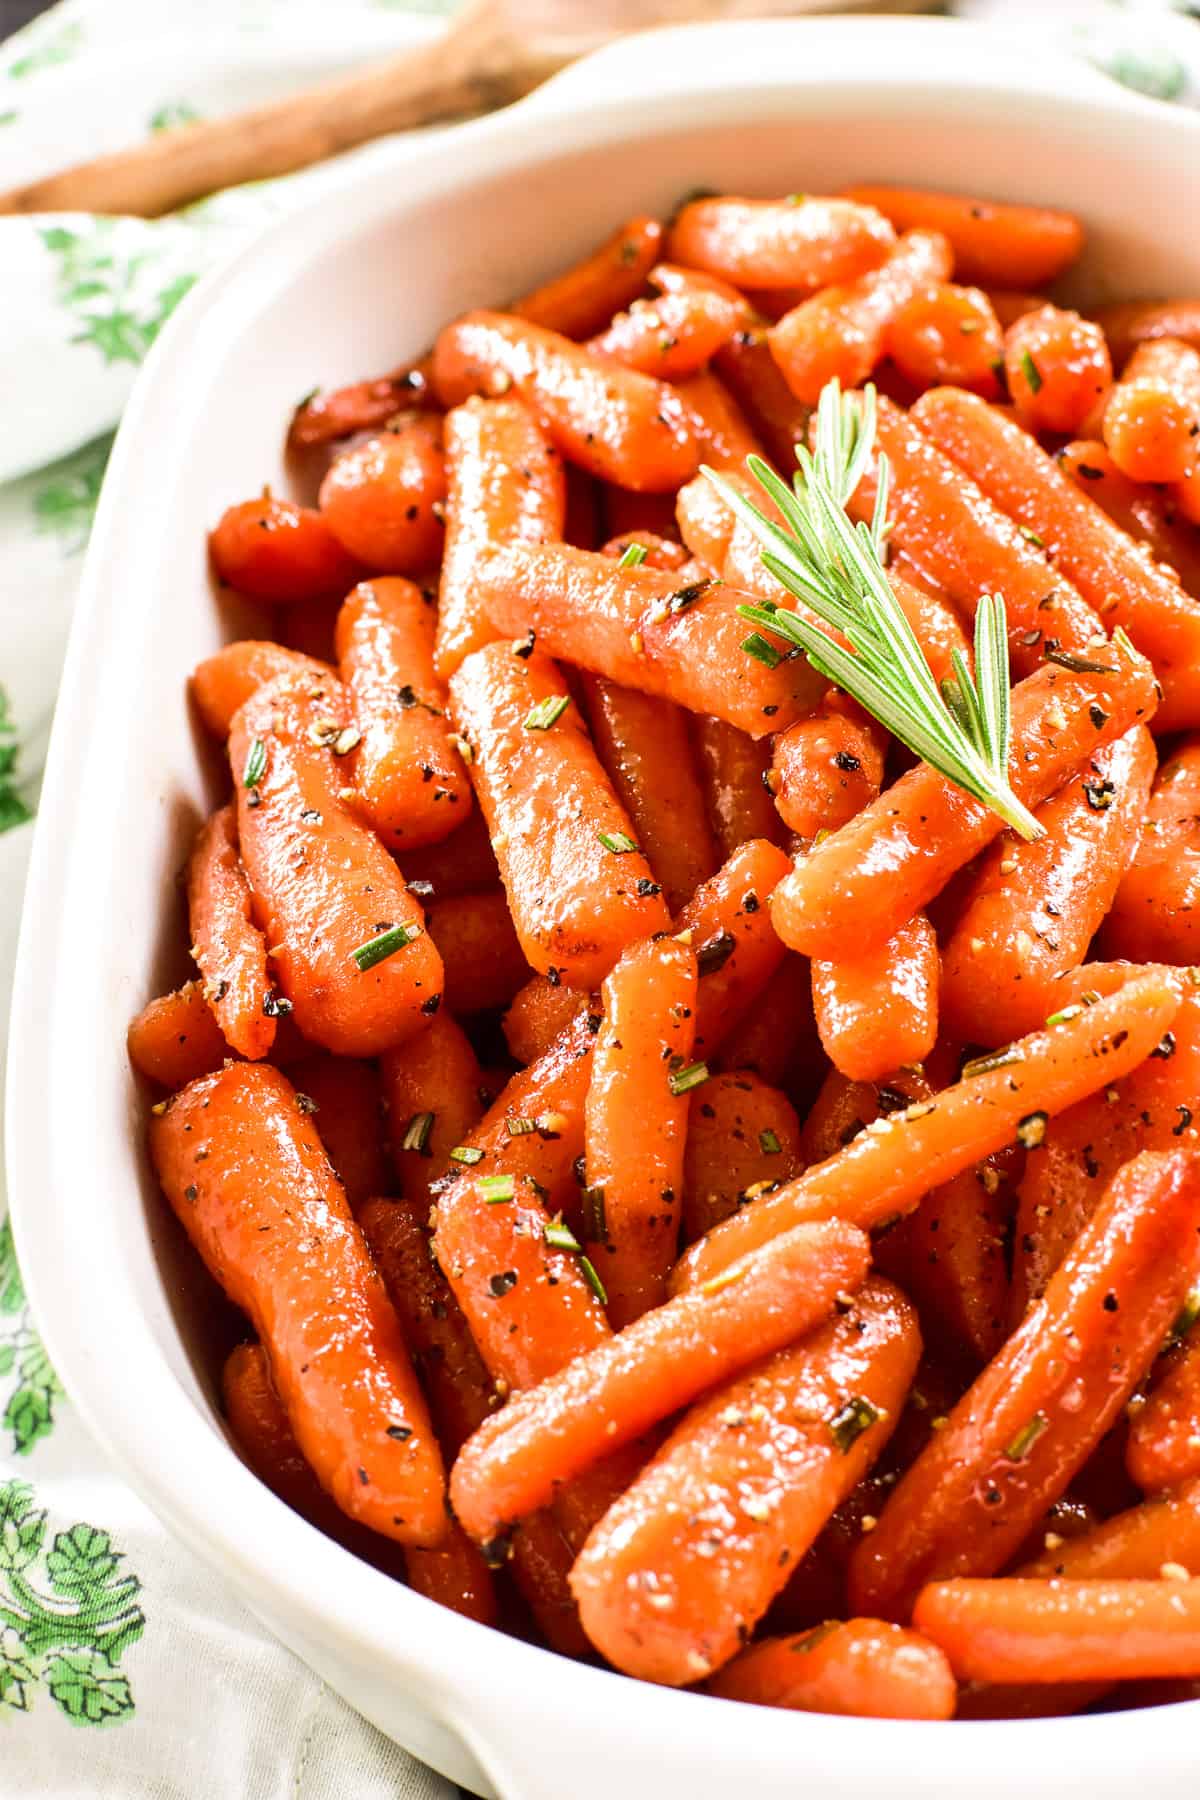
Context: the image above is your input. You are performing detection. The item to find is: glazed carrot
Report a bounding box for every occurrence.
[588,280,744,379]
[874,1164,1011,1366]
[675,839,794,1060]
[580,674,719,912]
[151,1064,444,1543]
[432,311,698,493]
[127,980,230,1089]
[424,889,532,1015]
[451,1218,869,1543]
[846,397,1101,672]
[674,369,764,471]
[1004,305,1112,436]
[436,395,565,678]
[674,971,1180,1289]
[681,1070,803,1243]
[287,360,433,451]
[597,531,687,572]
[912,386,1200,728]
[769,643,1158,961]
[885,283,1004,397]
[1103,338,1200,483]
[797,1067,931,1167]
[676,471,739,567]
[400,804,500,900]
[431,1171,610,1394]
[714,329,813,468]
[284,1053,388,1214]
[209,493,359,603]
[939,727,1157,1044]
[318,415,445,572]
[474,540,826,737]
[185,803,275,1062]
[502,975,587,1066]
[913,1578,1200,1685]
[707,1620,956,1721]
[667,196,894,292]
[1102,741,1200,964]
[1020,1477,1200,1579]
[335,576,471,851]
[230,677,442,1054]
[512,214,664,339]
[849,1149,1200,1621]
[191,640,333,739]
[769,230,953,403]
[811,912,938,1085]
[1095,298,1200,369]
[1128,1335,1200,1495]
[770,695,886,842]
[988,289,1051,329]
[379,1011,484,1218]
[581,938,696,1326]
[1059,439,1200,598]
[712,955,821,1097]
[840,186,1084,288]
[570,1278,919,1685]
[448,645,669,988]
[692,716,788,857]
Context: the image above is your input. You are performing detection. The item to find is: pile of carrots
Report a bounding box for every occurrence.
[130,183,1200,1723]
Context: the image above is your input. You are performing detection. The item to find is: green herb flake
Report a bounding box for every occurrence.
[583,1185,608,1243]
[759,1129,782,1155]
[505,1117,536,1137]
[350,921,422,971]
[741,631,783,670]
[401,1111,434,1155]
[450,1145,485,1166]
[961,1046,1025,1081]
[579,1255,608,1305]
[668,1060,709,1097]
[242,736,267,789]
[544,1218,581,1252]
[1020,349,1044,394]
[1169,1288,1200,1344]
[598,829,638,855]
[480,1175,515,1205]
[828,1395,880,1453]
[618,542,648,569]
[1004,1412,1048,1462]
[524,695,571,732]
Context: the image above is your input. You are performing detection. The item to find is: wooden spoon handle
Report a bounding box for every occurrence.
[0,1,558,219]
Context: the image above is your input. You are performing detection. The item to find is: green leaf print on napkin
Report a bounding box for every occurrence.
[40,223,197,368]
[5,22,83,83]
[0,1221,63,1453]
[32,434,114,558]
[0,690,33,835]
[0,1479,144,1726]
[149,101,201,134]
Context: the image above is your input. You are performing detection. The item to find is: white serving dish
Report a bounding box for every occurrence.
[9,17,1200,1798]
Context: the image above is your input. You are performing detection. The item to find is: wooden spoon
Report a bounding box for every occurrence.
[0,0,932,220]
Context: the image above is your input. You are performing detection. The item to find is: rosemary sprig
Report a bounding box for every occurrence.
[703,380,1045,842]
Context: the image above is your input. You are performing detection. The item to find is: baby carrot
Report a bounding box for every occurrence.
[874,1164,1011,1367]
[1102,740,1200,964]
[666,195,895,291]
[582,938,697,1327]
[335,576,471,850]
[379,1010,484,1218]
[230,677,442,1054]
[432,311,698,492]
[318,414,445,573]
[714,329,812,469]
[436,395,565,678]
[209,493,359,603]
[693,716,788,857]
[674,970,1181,1289]
[885,283,1004,397]
[191,641,333,739]
[913,1578,1200,1685]
[1095,298,1200,369]
[588,280,744,380]
[840,185,1084,288]
[1004,305,1112,437]
[185,803,275,1061]
[502,975,586,1067]
[570,1278,920,1685]
[769,643,1159,961]
[811,913,938,1085]
[1128,1334,1200,1495]
[448,644,669,988]
[771,694,886,842]
[847,396,1101,672]
[285,1053,387,1215]
[674,368,764,471]
[580,674,719,913]
[151,1064,445,1542]
[287,359,433,452]
[451,1218,869,1544]
[712,955,821,1099]
[474,539,826,737]
[674,839,794,1060]
[127,980,230,1089]
[850,1148,1200,1621]
[400,804,500,900]
[940,727,1157,1045]
[1020,1477,1200,1579]
[676,470,740,567]
[912,386,1200,728]
[681,1070,803,1243]
[707,1620,956,1720]
[769,229,953,403]
[598,530,687,572]
[797,1067,929,1167]
[424,890,532,1015]
[1103,338,1200,483]
[512,214,664,339]
[1059,439,1200,598]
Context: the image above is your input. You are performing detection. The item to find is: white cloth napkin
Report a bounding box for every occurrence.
[0,0,1196,1792]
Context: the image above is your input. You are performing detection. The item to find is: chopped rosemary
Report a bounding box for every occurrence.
[480,1175,515,1204]
[349,921,422,971]
[704,381,1045,841]
[544,1217,581,1251]
[1169,1288,1200,1344]
[1020,349,1044,394]
[961,1046,1025,1080]
[401,1111,434,1155]
[668,1060,709,1096]
[598,829,638,855]
[583,1184,608,1243]
[741,631,783,670]
[618,542,648,568]
[1004,1412,1048,1462]
[579,1255,608,1304]
[450,1145,485,1166]
[524,695,570,731]
[242,737,267,789]
[828,1395,880,1453]
[759,1128,782,1155]
[505,1116,536,1136]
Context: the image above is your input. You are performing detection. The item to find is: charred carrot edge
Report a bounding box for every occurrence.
[914,1577,1200,1685]
[848,1148,1200,1622]
[706,1620,956,1720]
[127,980,231,1089]
[424,890,532,1016]
[285,1053,388,1215]
[674,969,1181,1290]
[512,215,664,340]
[191,641,333,740]
[581,938,697,1327]
[840,185,1084,288]
[666,195,895,292]
[230,675,443,1056]
[379,1012,485,1220]
[811,912,938,1085]
[1003,305,1112,437]
[186,803,275,1062]
[449,644,670,989]
[682,1069,804,1245]
[569,1277,920,1685]
[692,716,788,858]
[450,1218,869,1542]
[151,1065,445,1544]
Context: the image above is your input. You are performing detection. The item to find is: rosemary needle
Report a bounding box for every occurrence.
[703,380,1046,842]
